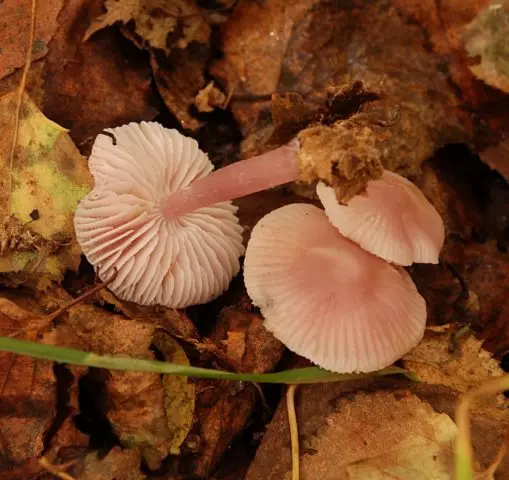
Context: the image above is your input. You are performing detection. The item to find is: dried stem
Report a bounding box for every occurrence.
[8,0,37,212]
[39,457,77,480]
[287,384,300,480]
[44,278,115,322]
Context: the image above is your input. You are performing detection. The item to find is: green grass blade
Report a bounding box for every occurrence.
[0,337,412,384]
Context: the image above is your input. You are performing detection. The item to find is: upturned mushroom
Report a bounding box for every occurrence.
[317,170,444,266]
[74,122,245,308]
[243,203,427,373]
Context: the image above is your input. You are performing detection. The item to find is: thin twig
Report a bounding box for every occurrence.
[8,0,37,212]
[44,278,115,322]
[39,457,77,480]
[287,384,300,480]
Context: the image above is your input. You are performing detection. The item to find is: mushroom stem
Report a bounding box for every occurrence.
[162,140,300,218]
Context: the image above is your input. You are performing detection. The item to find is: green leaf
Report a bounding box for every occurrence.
[0,336,413,384]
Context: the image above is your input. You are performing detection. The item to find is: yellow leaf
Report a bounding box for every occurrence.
[0,91,92,282]
[153,330,196,455]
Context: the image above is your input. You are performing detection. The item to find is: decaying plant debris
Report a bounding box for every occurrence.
[0,0,508,478]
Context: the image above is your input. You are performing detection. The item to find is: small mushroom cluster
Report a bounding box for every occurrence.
[74,121,444,373]
[244,173,444,373]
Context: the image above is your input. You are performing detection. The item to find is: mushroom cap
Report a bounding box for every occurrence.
[316,170,445,266]
[74,122,244,308]
[244,203,426,373]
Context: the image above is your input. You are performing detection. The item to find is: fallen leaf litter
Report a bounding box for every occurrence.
[0,0,508,478]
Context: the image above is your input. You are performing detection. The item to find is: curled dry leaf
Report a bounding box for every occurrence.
[85,0,211,53]
[192,381,258,478]
[0,92,92,283]
[1,286,196,473]
[84,0,214,130]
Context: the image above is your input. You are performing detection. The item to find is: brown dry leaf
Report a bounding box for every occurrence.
[0,0,63,80]
[81,446,146,480]
[47,300,195,470]
[247,380,509,479]
[480,138,509,182]
[96,288,200,341]
[0,92,92,283]
[411,154,509,354]
[85,0,210,53]
[0,0,159,150]
[41,0,158,150]
[300,392,457,480]
[191,307,284,477]
[1,286,196,473]
[150,46,208,130]
[192,380,259,477]
[85,0,213,130]
[0,298,56,470]
[212,0,472,176]
[211,0,318,135]
[463,1,509,94]
[211,307,285,373]
[392,0,509,151]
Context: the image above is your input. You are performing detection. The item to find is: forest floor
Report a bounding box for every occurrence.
[0,0,509,479]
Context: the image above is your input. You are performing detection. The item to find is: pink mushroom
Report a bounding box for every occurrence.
[74,122,245,308]
[243,203,426,373]
[317,170,445,266]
